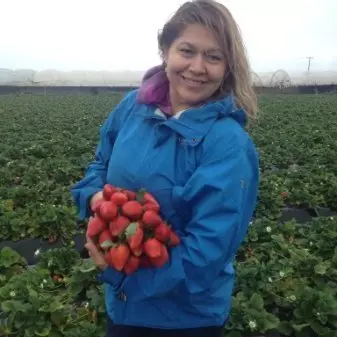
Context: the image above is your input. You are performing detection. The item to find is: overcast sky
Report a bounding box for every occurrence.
[1,0,336,73]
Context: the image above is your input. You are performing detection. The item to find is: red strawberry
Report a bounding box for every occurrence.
[124,255,141,275]
[87,215,106,237]
[98,229,112,250]
[132,243,143,257]
[110,192,128,206]
[109,215,130,237]
[143,202,160,213]
[124,190,136,200]
[154,222,171,243]
[109,243,131,271]
[137,189,159,206]
[167,231,181,247]
[150,244,169,268]
[139,254,153,268]
[144,238,162,258]
[103,184,115,201]
[144,192,158,205]
[48,235,57,243]
[142,210,162,229]
[125,222,144,254]
[99,201,118,221]
[122,201,143,220]
[91,198,104,214]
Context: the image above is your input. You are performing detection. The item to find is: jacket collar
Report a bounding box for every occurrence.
[135,93,247,146]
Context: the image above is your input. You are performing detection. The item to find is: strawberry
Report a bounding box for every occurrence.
[110,192,128,206]
[53,275,60,282]
[48,235,57,243]
[109,215,130,237]
[167,231,181,247]
[99,201,118,221]
[139,254,153,268]
[103,184,115,201]
[150,244,169,268]
[142,210,162,229]
[125,222,144,255]
[136,189,159,206]
[87,215,106,237]
[144,192,158,205]
[138,220,145,229]
[124,255,141,275]
[91,198,104,214]
[132,243,143,257]
[154,222,171,243]
[143,202,160,213]
[124,190,136,200]
[109,243,131,271]
[98,229,112,250]
[122,201,143,220]
[143,238,162,258]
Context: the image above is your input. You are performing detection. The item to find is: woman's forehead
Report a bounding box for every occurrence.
[174,24,223,51]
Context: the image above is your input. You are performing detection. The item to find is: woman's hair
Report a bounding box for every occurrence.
[157,0,258,121]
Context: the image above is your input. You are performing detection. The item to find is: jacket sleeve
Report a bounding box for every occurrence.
[98,129,259,300]
[71,90,136,220]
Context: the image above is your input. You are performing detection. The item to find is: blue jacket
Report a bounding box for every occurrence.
[71,89,259,329]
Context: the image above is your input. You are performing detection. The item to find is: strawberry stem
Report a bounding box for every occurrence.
[100,240,115,249]
[124,222,138,238]
[136,188,147,203]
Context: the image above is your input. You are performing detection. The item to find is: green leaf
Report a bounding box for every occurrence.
[0,247,27,268]
[1,300,31,313]
[34,321,51,336]
[278,321,293,336]
[292,323,310,332]
[263,314,280,331]
[79,260,96,273]
[315,262,329,275]
[124,222,138,238]
[39,300,64,313]
[332,248,337,265]
[250,293,264,310]
[100,240,114,249]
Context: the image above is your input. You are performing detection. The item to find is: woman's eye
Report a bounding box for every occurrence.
[207,55,222,62]
[180,48,193,55]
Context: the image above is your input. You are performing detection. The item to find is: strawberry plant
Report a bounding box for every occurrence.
[0,92,336,336]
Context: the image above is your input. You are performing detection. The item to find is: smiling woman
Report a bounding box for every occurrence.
[71,1,260,337]
[162,23,227,113]
[156,0,258,119]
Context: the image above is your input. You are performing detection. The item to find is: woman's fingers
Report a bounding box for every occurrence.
[85,241,107,270]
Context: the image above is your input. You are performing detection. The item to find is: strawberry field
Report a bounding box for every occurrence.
[0,92,336,337]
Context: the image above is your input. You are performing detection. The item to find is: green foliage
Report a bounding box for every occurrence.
[0,93,336,336]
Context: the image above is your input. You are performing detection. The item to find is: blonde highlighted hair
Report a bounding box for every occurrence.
[158,0,258,121]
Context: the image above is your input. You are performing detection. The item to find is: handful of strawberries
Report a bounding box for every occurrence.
[87,184,181,275]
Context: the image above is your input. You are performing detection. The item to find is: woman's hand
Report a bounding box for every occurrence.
[90,191,104,210]
[85,226,108,271]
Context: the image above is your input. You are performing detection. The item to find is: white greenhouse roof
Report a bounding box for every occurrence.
[0,68,336,87]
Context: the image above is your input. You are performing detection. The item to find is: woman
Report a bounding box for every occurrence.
[72,0,259,336]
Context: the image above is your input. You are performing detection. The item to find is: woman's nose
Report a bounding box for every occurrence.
[189,54,206,74]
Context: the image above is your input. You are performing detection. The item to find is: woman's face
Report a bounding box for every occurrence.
[164,23,227,113]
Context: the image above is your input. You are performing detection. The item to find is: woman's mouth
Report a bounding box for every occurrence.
[181,75,207,87]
